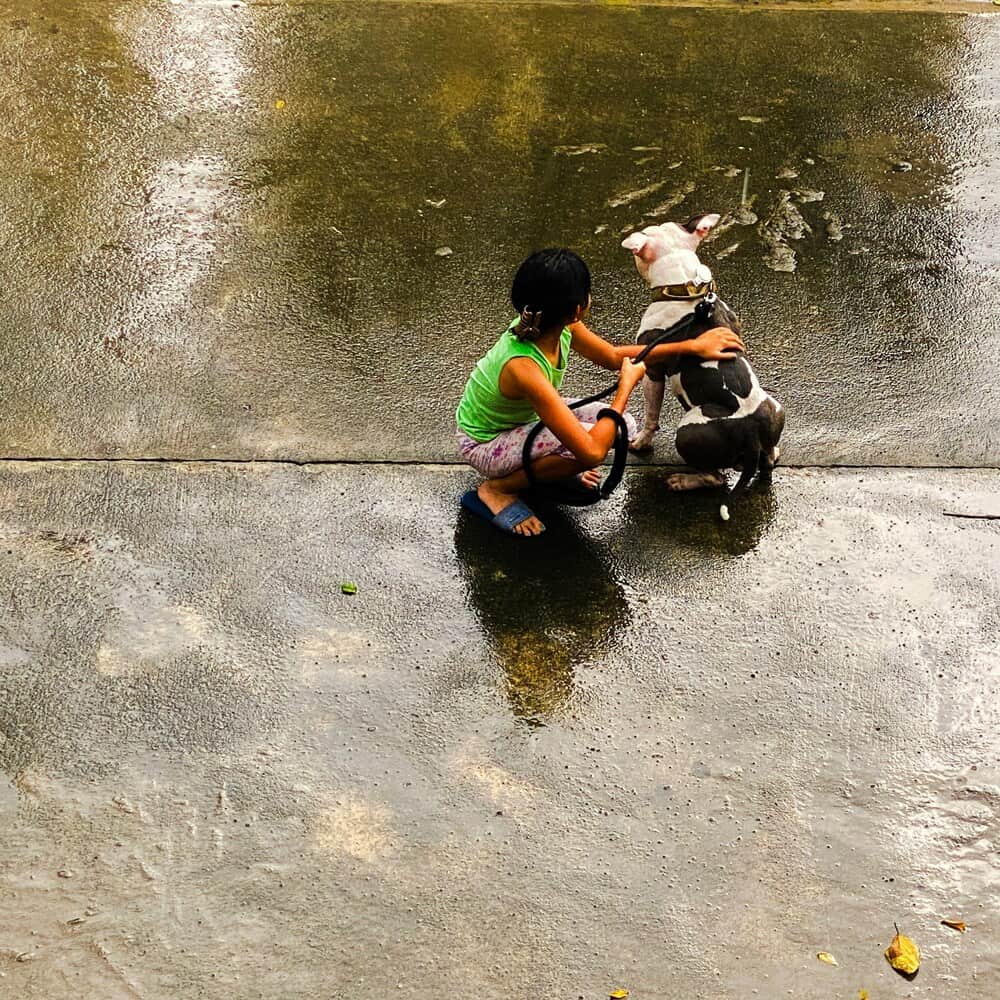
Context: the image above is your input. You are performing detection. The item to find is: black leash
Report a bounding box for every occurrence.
[520,294,717,504]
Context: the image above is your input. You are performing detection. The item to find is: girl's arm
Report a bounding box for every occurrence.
[501,355,645,468]
[569,320,744,371]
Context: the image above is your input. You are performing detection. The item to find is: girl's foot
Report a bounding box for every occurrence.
[477,482,545,536]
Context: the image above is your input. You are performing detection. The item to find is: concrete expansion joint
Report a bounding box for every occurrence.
[0,456,997,472]
[223,0,995,14]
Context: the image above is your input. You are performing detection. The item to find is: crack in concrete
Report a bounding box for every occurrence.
[0,456,997,472]
[222,0,996,14]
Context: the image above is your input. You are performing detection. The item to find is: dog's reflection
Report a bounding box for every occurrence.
[622,469,779,559]
[454,506,629,725]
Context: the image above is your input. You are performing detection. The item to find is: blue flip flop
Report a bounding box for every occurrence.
[460,489,544,536]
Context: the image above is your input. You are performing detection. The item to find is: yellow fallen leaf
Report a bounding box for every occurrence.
[941,919,966,933]
[275,99,286,110]
[609,992,629,999]
[859,990,869,1000]
[885,925,920,976]
[816,952,838,966]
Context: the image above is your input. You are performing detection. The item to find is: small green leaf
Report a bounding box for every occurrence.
[341,582,358,595]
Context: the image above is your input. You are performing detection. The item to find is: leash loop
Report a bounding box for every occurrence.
[597,409,630,499]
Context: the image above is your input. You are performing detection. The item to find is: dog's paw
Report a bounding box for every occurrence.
[629,429,657,453]
[664,472,726,492]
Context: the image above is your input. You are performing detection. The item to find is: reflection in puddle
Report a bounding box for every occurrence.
[454,506,629,725]
[623,472,779,560]
[891,761,1000,914]
[114,5,249,343]
[126,154,238,343]
[119,3,248,113]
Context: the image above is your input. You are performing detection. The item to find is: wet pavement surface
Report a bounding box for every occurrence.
[0,1,998,464]
[1,462,998,998]
[2,1,1000,998]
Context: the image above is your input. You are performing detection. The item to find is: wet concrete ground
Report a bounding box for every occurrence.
[1,0,998,464]
[2,1,1000,998]
[0,463,998,998]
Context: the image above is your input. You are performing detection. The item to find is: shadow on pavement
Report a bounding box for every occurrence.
[621,470,779,559]
[453,504,630,725]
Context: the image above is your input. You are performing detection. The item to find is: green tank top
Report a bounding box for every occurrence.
[456,320,573,442]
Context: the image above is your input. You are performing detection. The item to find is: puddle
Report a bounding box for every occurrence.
[0,5,996,465]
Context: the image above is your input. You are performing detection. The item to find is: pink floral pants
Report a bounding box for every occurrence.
[456,401,637,479]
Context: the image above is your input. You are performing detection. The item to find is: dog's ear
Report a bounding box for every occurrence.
[689,213,721,242]
[621,233,658,262]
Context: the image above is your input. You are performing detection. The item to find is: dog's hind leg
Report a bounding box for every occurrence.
[628,376,666,452]
[719,445,760,521]
[754,400,785,486]
[757,445,780,485]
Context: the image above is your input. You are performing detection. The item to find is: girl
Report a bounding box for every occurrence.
[456,248,744,536]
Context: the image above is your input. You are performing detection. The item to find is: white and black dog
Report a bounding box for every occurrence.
[622,213,784,520]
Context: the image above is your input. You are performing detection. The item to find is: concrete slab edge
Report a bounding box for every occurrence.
[237,0,997,16]
[1,457,998,472]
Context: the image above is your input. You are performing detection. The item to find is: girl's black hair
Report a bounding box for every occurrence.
[510,248,591,341]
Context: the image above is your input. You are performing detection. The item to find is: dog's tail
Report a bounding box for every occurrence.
[719,443,760,521]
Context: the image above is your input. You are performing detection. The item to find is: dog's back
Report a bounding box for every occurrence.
[639,297,782,470]
[623,216,785,519]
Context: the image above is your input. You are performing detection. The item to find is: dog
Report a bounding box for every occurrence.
[622,213,784,520]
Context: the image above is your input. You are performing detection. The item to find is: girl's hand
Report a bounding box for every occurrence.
[618,357,646,392]
[692,327,745,360]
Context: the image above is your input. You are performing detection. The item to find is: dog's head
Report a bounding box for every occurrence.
[621,213,721,288]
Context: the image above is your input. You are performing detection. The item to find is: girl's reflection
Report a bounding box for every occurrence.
[454,507,629,725]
